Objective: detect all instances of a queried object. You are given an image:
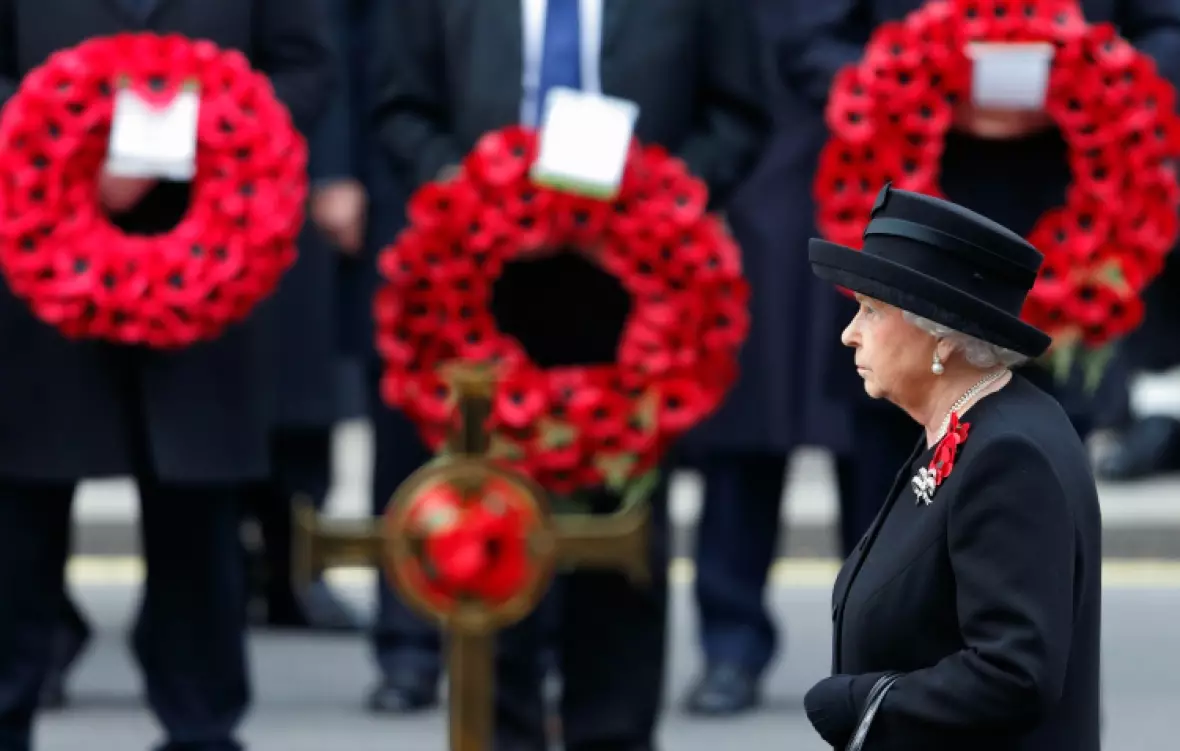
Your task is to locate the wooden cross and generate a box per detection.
[294,368,651,751]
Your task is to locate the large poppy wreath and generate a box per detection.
[375,126,749,493]
[815,0,1180,350]
[0,33,306,347]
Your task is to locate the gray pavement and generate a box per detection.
[72,420,1180,560]
[38,577,1180,750]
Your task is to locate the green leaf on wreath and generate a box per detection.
[595,453,638,493]
[538,418,577,448]
[489,434,527,460]
[622,469,661,511]
[1096,263,1129,294]
[632,390,660,431]
[1048,339,1078,384]
[1080,343,1116,395]
[550,492,594,515]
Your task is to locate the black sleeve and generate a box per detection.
[869,434,1077,734]
[1117,0,1180,89]
[370,0,463,190]
[676,0,770,208]
[253,0,336,136]
[774,0,869,109]
[307,0,354,182]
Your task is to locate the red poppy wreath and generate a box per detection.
[0,33,306,347]
[814,0,1180,351]
[374,126,749,493]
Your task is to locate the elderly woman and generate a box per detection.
[801,185,1102,751]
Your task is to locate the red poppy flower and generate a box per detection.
[568,386,632,440]
[464,125,535,188]
[1068,146,1124,208]
[493,184,557,253]
[827,68,877,143]
[551,192,613,247]
[929,412,970,485]
[408,179,479,232]
[493,367,549,429]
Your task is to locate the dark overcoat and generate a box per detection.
[0,0,333,482]
[680,0,857,456]
[778,0,1180,442]
[312,0,404,369]
[807,375,1102,751]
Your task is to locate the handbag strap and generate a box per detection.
[845,672,902,751]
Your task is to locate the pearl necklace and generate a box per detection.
[932,369,1008,442]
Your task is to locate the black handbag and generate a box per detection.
[845,672,902,751]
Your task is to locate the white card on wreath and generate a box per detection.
[106,82,201,181]
[531,87,639,200]
[967,42,1055,111]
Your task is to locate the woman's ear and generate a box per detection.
[934,336,955,365]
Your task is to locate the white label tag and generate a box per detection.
[106,83,200,181]
[530,87,639,200]
[967,42,1054,111]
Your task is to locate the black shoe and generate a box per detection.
[39,617,92,710]
[682,663,760,717]
[1096,415,1180,481]
[367,671,439,714]
[263,580,363,633]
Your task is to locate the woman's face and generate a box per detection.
[841,295,935,403]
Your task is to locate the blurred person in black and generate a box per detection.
[678,2,918,718]
[309,0,444,713]
[371,0,767,747]
[239,94,366,632]
[1098,251,1180,479]
[0,0,332,748]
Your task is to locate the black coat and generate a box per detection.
[780,0,1180,437]
[310,0,404,367]
[805,375,1102,751]
[680,0,855,455]
[0,0,333,482]
[374,0,767,203]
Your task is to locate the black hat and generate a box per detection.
[809,184,1052,358]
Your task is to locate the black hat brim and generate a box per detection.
[809,238,1052,359]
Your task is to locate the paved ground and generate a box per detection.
[73,419,1180,559]
[38,568,1180,750]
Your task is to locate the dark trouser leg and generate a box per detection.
[493,596,552,751]
[132,482,249,751]
[41,522,92,710]
[368,367,441,697]
[493,483,669,751]
[834,407,921,557]
[692,454,788,676]
[247,427,358,629]
[0,482,73,751]
[560,481,670,751]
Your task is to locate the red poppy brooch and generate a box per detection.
[911,413,970,505]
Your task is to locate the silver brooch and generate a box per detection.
[911,467,936,505]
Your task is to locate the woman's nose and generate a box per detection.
[840,320,857,347]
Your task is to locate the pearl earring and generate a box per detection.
[931,351,944,375]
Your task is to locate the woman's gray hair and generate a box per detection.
[903,312,1030,369]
